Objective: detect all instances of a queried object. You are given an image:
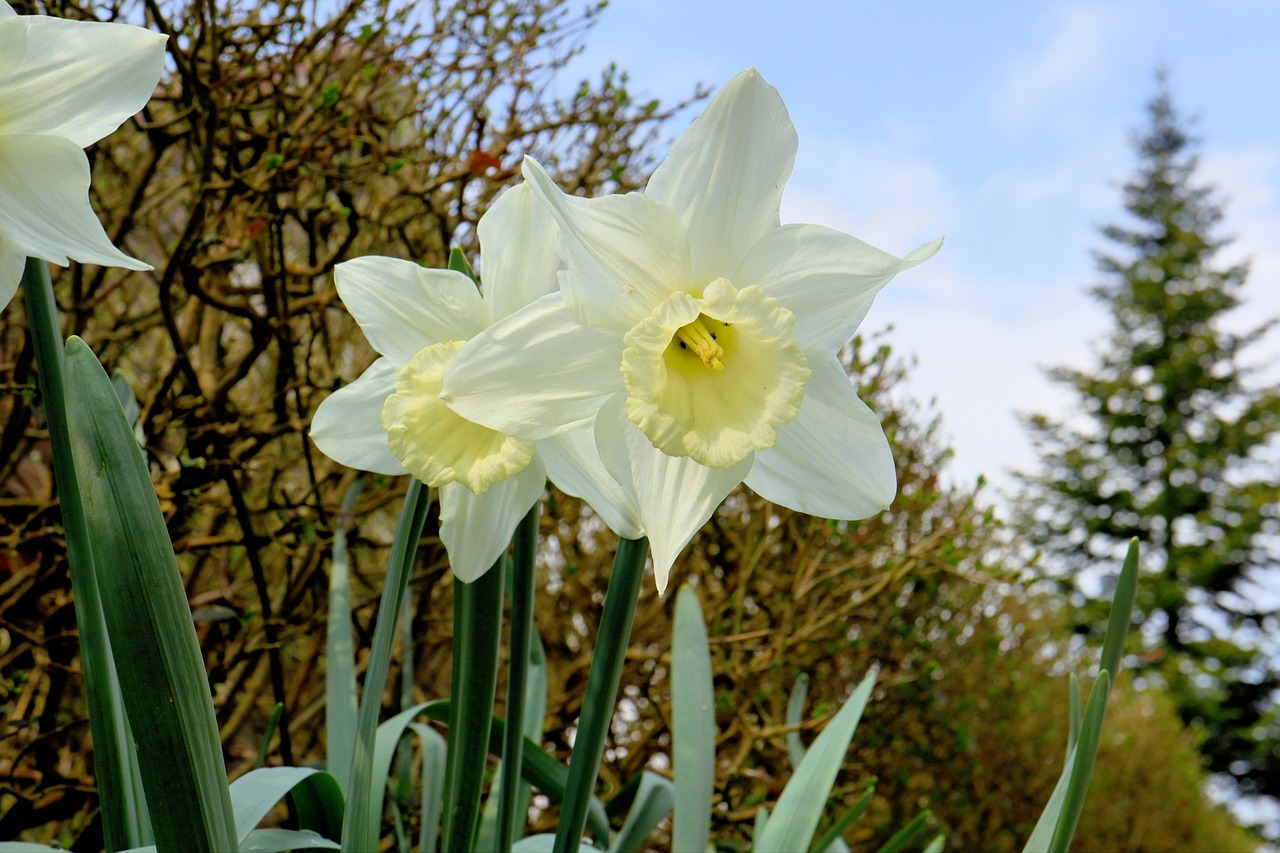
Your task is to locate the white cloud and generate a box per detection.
[782,130,951,258]
[989,3,1136,132]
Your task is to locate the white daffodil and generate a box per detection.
[0,1,165,308]
[441,68,941,593]
[311,183,641,581]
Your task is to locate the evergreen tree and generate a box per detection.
[1019,75,1280,806]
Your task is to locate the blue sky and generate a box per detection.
[570,0,1280,502]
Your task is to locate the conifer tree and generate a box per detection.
[1019,75,1280,805]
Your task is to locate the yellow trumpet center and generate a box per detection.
[619,277,811,469]
[675,316,725,371]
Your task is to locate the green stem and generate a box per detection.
[553,536,649,853]
[498,504,540,851]
[442,563,506,852]
[341,478,431,853]
[23,258,148,850]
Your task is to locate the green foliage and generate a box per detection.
[1017,74,1280,808]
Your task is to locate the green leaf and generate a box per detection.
[753,806,770,847]
[877,810,931,853]
[442,565,505,852]
[239,828,340,851]
[672,586,716,853]
[554,537,649,853]
[755,671,876,853]
[1046,671,1111,853]
[228,767,343,844]
[512,836,602,853]
[609,772,674,853]
[341,480,431,853]
[64,336,237,853]
[405,722,448,853]
[498,505,542,850]
[786,674,811,769]
[326,479,364,793]
[380,701,612,842]
[810,783,874,853]
[1099,539,1140,682]
[1066,675,1081,759]
[253,704,284,771]
[1022,749,1075,853]
[22,260,151,851]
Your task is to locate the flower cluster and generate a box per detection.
[0,0,165,307]
[313,68,940,593]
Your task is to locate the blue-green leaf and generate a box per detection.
[672,586,716,853]
[64,336,237,853]
[786,673,811,769]
[755,671,876,853]
[609,772,675,853]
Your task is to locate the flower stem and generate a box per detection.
[23,258,150,849]
[441,559,505,852]
[553,536,650,853]
[498,504,540,851]
[341,478,431,853]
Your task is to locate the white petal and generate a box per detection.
[441,292,622,439]
[334,257,485,363]
[595,394,751,595]
[523,157,691,331]
[0,16,166,146]
[738,225,943,353]
[0,248,24,311]
[310,357,406,475]
[0,134,149,270]
[540,420,643,540]
[646,69,797,282]
[439,457,546,583]
[0,18,22,81]
[478,182,561,322]
[746,355,896,518]
[0,4,16,19]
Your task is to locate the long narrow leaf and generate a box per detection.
[672,586,716,853]
[512,835,602,852]
[498,505,541,851]
[1046,671,1111,852]
[64,336,237,852]
[326,479,364,793]
[1066,675,1081,759]
[877,811,931,853]
[375,700,612,841]
[22,260,151,851]
[608,772,674,853]
[239,829,339,852]
[786,674,811,769]
[554,536,649,853]
[1023,747,1076,853]
[756,671,877,853]
[811,783,875,853]
[441,564,505,852]
[1099,539,1140,681]
[228,767,343,844]
[406,722,448,853]
[341,479,431,853]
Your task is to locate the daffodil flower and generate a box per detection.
[311,183,641,581]
[0,0,165,308]
[441,68,941,593]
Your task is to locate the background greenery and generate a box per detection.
[0,0,1257,849]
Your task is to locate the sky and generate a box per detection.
[569,0,1280,506]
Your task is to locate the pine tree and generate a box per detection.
[1019,74,1280,806]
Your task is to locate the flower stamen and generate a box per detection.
[675,315,725,370]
